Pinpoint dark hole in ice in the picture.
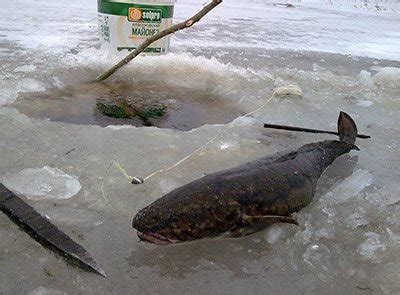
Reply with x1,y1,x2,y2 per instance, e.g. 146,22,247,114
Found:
12,81,243,131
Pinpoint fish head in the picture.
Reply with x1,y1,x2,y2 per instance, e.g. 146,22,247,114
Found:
132,206,184,245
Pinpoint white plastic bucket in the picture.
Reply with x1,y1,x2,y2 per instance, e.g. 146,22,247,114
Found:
98,0,176,53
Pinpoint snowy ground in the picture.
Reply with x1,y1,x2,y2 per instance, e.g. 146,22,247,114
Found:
1,0,400,294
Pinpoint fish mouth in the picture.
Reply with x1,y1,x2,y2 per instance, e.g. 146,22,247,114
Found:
137,231,181,245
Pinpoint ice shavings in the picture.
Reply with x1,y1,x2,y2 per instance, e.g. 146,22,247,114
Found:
2,166,82,200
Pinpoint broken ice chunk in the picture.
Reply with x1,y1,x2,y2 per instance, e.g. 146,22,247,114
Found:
372,67,400,89
324,169,374,204
2,166,81,200
374,184,400,206
358,232,387,262
346,210,369,229
358,70,375,88
17,78,46,93
13,65,37,73
312,63,326,72
315,227,335,239
265,225,283,244
303,243,332,281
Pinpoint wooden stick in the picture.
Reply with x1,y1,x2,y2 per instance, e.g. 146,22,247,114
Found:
263,123,371,139
95,0,223,82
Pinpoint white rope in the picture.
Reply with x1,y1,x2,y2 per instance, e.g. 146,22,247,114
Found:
114,92,276,184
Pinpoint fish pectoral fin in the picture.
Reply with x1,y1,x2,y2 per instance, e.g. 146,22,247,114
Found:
242,214,299,226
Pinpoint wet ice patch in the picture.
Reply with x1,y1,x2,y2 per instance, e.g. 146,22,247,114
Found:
2,166,81,200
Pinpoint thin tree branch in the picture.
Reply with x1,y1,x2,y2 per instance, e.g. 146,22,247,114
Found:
95,0,223,82
263,123,371,139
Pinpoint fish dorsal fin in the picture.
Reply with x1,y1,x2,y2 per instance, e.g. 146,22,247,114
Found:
338,111,358,145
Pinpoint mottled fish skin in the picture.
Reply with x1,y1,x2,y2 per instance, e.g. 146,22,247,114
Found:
133,139,358,244
0,184,106,277
133,112,360,244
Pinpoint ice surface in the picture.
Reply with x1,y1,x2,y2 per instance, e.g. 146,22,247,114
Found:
1,0,400,294
2,167,82,200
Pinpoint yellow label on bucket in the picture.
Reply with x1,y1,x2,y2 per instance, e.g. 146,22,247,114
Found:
128,8,142,22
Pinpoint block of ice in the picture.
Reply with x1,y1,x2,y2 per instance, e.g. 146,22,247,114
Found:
372,67,400,89
378,184,400,205
358,70,375,88
2,166,81,200
358,232,387,262
324,169,374,204
14,65,37,73
346,211,369,229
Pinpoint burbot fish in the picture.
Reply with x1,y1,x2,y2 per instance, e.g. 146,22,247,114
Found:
132,112,360,245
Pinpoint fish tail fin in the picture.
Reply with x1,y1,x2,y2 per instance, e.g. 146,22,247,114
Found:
338,111,358,145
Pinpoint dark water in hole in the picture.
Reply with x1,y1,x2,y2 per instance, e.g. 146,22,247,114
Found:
12,82,243,131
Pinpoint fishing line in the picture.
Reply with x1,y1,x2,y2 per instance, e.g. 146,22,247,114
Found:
113,92,277,185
